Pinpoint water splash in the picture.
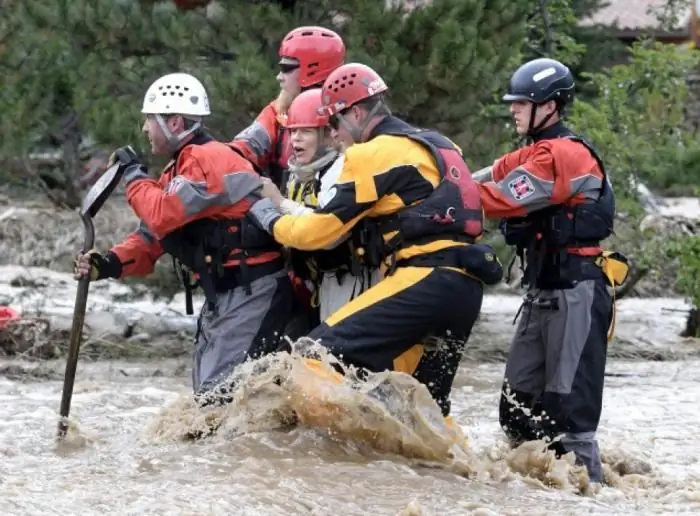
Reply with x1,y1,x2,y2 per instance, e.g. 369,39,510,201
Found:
144,339,479,476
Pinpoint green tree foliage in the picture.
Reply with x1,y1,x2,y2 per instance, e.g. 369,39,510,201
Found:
0,1,287,164
524,0,588,65
568,40,700,199
566,40,700,322
0,0,531,200
338,0,530,163
522,0,628,95
666,236,700,327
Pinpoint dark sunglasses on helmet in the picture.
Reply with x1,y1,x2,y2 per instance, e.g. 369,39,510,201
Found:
279,62,300,74
328,114,341,130
328,107,352,130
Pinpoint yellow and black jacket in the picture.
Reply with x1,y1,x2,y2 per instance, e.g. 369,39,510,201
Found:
270,116,484,270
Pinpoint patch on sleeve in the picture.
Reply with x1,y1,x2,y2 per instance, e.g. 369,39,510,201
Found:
507,174,536,201
165,175,186,194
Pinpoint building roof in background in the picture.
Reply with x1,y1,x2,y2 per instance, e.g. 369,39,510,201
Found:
579,0,693,32
391,0,695,35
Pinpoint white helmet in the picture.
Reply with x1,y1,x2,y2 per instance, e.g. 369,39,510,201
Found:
141,73,210,117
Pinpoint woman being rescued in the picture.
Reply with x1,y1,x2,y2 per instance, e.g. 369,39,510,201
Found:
260,88,383,330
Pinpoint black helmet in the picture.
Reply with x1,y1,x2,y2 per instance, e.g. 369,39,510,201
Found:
502,58,574,107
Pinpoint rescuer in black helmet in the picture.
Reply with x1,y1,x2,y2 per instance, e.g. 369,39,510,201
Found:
502,57,575,135
474,57,630,485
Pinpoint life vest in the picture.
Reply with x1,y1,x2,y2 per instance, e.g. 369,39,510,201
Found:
158,149,284,315
284,158,360,283
160,216,283,314
284,149,338,207
499,135,616,289
287,177,318,207
354,126,485,269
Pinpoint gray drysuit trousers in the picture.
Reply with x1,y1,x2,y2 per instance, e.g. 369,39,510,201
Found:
499,277,613,483
192,268,293,395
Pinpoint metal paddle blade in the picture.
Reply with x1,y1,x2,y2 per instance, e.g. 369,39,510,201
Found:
80,163,124,218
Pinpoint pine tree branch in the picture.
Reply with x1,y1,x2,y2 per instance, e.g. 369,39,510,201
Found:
537,0,553,55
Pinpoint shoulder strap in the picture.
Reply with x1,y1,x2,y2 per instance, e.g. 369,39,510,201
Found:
563,135,609,194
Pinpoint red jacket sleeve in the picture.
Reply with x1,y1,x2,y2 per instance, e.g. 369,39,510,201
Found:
124,145,263,240
110,221,164,277
477,141,568,219
228,101,282,173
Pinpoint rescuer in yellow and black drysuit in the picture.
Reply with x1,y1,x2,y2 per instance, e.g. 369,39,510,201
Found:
248,63,503,417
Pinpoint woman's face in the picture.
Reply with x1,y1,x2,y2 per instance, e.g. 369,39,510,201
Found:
290,128,320,165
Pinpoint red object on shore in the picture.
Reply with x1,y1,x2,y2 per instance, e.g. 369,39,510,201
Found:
0,306,20,329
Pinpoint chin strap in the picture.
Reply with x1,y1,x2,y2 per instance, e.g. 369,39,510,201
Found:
154,114,201,154
335,100,386,143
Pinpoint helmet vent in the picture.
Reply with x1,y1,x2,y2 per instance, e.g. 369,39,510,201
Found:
158,84,190,97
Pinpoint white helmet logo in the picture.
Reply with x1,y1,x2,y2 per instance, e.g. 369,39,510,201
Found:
532,67,557,83
367,78,386,96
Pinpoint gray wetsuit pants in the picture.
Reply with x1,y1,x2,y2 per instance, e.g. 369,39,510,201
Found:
499,278,613,483
192,269,293,395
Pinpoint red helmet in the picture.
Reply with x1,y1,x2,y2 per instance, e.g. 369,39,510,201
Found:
286,89,328,129
278,26,346,88
321,63,388,117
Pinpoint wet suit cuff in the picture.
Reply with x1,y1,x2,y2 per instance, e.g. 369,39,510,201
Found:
248,197,283,234
101,251,124,279
122,164,149,186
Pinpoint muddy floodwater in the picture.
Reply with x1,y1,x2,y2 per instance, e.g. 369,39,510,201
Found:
1,164,699,516
1,283,699,516
1,346,699,515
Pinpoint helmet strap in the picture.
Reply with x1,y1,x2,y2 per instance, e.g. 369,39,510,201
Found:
527,104,556,137
337,100,385,143
300,82,322,92
155,114,201,154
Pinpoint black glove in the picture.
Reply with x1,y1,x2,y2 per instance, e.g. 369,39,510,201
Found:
110,145,140,167
110,146,149,186
73,250,123,281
